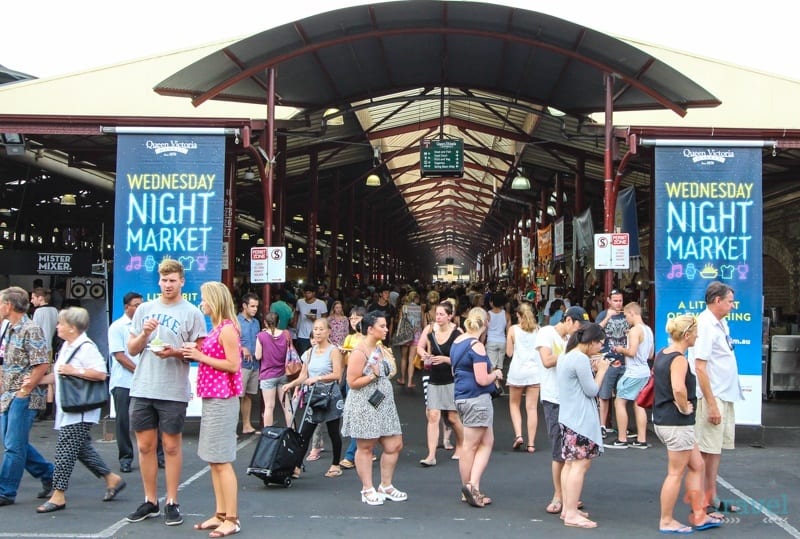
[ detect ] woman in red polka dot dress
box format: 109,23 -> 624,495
181,281 -> 242,537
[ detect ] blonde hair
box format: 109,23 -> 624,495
159,259 -> 185,278
463,307 -> 488,333
405,290 -> 419,304
624,302 -> 642,316
666,314 -> 696,342
517,302 -> 539,332
200,281 -> 240,332
427,290 -> 440,305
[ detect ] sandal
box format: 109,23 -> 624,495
564,517 -> 598,529
194,513 -> 225,531
512,435 -> 524,451
526,445 -> 536,453
377,484 -> 407,502
461,483 -> 484,508
324,466 -> 342,478
546,499 -> 562,514
461,490 -> 492,505
361,487 -> 384,506
208,516 -> 240,537
306,449 -> 322,461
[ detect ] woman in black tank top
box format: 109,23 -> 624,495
653,314 -> 722,533
415,302 -> 464,467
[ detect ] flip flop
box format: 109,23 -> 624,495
691,516 -> 722,531
306,451 -> 322,461
659,525 -> 694,535
512,436 -> 524,451
546,499 -> 562,514
103,480 -> 126,501
36,501 -> 66,513
324,466 -> 342,478
564,518 -> 598,529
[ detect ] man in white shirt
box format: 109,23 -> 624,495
108,292 -> 143,473
693,281 -> 743,514
292,284 -> 328,355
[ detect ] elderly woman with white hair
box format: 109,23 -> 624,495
34,307 -> 125,513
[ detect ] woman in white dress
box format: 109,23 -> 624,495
505,302 -> 542,452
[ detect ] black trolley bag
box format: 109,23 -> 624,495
246,392 -> 307,488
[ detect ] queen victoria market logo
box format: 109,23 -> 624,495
682,148 -> 735,165
145,139 -> 198,157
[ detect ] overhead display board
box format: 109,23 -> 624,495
420,138 -> 463,177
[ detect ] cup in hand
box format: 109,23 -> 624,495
423,353 -> 432,370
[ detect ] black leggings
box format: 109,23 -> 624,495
299,417 -> 342,466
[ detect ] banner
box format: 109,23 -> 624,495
113,134 -> 225,321
615,186 -> 641,272
536,224 -> 552,279
554,217 -> 564,260
654,146 -> 762,425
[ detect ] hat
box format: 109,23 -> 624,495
564,306 -> 589,322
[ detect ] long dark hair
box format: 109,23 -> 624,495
566,322 -> 605,353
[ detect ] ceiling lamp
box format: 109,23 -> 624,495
60,194 -> 77,206
292,214 -> 304,222
243,168 -> 255,181
365,174 -> 381,187
546,106 -> 567,117
511,171 -> 531,190
256,238 -> 265,245
240,232 -> 250,240
297,247 -> 304,254
323,108 -> 344,126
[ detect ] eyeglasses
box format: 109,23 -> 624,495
726,334 -> 735,351
609,289 -> 622,296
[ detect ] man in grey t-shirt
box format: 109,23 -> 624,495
125,260 -> 206,526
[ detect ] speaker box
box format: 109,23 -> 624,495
67,277 -> 107,300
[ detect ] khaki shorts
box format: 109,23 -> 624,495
654,425 -> 696,452
695,397 -> 735,454
240,367 -> 260,395
455,393 -> 493,428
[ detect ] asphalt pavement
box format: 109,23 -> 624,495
1,381 -> 799,539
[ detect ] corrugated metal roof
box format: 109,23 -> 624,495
155,1 -> 719,264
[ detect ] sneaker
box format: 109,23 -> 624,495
126,500 -> 159,522
629,441 -> 650,449
164,502 -> 183,526
604,440 -> 628,449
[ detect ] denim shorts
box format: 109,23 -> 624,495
260,375 -> 289,391
598,364 -> 626,400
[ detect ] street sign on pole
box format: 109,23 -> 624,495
593,233 -> 630,269
251,246 -> 286,283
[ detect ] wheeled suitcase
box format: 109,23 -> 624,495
246,394 -> 307,488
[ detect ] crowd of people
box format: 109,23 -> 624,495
0,275 -> 744,534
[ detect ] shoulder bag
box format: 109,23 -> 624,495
394,307 -> 414,345
284,333 -> 302,380
59,341 -> 109,413
635,370 -> 655,408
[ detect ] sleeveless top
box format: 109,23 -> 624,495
306,344 -> 334,378
427,324 -> 460,385
486,310 -> 506,344
652,350 -> 696,426
626,323 -> 654,378
258,329 -> 289,380
196,319 -> 243,399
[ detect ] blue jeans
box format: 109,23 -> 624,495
0,396 -> 54,500
344,438 -> 357,461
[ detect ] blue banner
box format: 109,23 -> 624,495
615,186 -> 640,257
112,134 -> 225,320
654,147 -> 762,377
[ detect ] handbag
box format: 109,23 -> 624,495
307,381 -> 337,409
59,342 -> 108,413
285,339 -> 302,380
490,378 -> 505,399
367,388 -> 385,408
394,309 -> 414,345
636,372 -> 655,408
